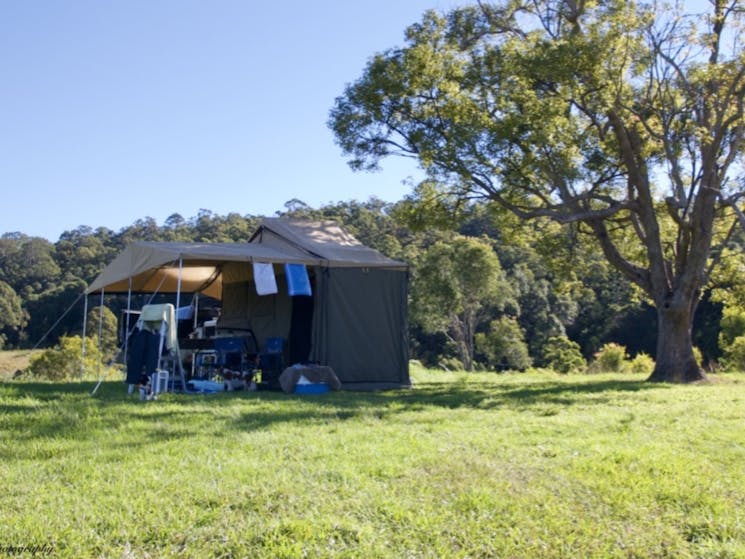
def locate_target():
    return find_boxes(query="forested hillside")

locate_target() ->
[0,198,738,371]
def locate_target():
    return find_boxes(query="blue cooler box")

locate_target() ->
[294,382,330,394]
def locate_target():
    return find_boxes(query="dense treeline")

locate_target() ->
[0,198,732,371]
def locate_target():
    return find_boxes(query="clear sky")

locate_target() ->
[1,1,460,242]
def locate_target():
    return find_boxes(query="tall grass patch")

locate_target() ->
[1,371,745,557]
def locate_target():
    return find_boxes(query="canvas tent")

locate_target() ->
[86,219,410,390]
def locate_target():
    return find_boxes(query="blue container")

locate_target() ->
[294,382,330,394]
[284,263,312,296]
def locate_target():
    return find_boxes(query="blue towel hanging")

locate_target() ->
[284,263,312,296]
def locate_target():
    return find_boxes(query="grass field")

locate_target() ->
[1,366,744,558]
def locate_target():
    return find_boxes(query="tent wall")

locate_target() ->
[219,262,294,348]
[311,267,410,388]
[245,277,293,349]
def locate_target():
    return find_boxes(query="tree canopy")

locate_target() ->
[411,234,516,370]
[330,0,745,382]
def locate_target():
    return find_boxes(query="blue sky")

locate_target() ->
[1,1,458,241]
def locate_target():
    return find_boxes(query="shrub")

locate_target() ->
[721,336,745,372]
[27,335,106,380]
[718,307,745,352]
[541,336,586,374]
[475,316,532,371]
[589,343,628,373]
[86,305,120,358]
[629,352,655,375]
[439,357,464,372]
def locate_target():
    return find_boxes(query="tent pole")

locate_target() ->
[90,288,113,396]
[80,293,89,379]
[191,293,199,378]
[175,258,186,390]
[193,293,199,330]
[176,257,183,314]
[97,289,105,380]
[124,278,132,389]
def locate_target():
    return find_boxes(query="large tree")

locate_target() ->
[330,0,745,382]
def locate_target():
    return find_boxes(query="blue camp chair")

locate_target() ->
[213,337,247,371]
[214,335,259,371]
[192,333,259,381]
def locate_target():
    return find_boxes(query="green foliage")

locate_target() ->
[0,195,734,379]
[23,279,87,348]
[330,0,745,382]
[718,306,745,354]
[0,234,60,297]
[27,336,105,380]
[395,180,470,232]
[721,336,745,372]
[475,316,532,371]
[629,352,655,376]
[587,345,658,375]
[510,262,568,358]
[54,226,116,284]
[709,241,745,309]
[0,280,27,349]
[86,305,119,359]
[589,343,629,373]
[438,356,465,372]
[541,336,586,374]
[411,234,515,370]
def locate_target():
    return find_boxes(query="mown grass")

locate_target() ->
[1,366,745,558]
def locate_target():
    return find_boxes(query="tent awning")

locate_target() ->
[85,241,324,298]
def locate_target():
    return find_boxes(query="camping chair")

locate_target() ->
[214,335,260,390]
[138,303,186,393]
[193,350,220,380]
[259,337,285,389]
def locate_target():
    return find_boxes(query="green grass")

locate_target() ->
[1,366,745,558]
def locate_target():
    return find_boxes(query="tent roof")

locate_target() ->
[86,221,408,296]
[250,218,408,269]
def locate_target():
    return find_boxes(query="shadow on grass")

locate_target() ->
[408,377,666,409]
[0,376,670,448]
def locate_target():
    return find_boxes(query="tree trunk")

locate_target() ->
[647,301,706,383]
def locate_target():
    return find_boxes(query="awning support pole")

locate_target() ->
[124,277,132,373]
[97,289,105,380]
[191,293,199,377]
[80,293,89,379]
[176,257,183,314]
[175,258,186,390]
